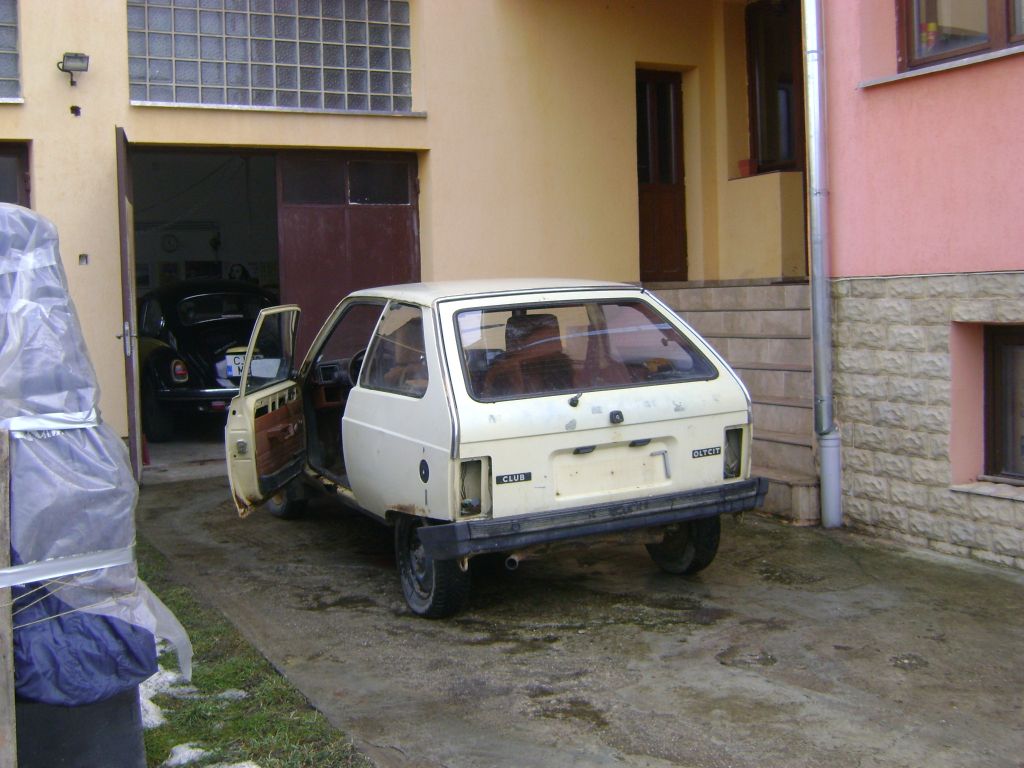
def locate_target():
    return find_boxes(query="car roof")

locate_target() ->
[347,278,642,306]
[142,279,277,304]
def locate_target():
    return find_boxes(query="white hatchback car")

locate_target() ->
[226,280,767,617]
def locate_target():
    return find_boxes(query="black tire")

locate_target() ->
[265,485,308,520]
[141,380,175,443]
[646,516,721,575]
[394,515,470,618]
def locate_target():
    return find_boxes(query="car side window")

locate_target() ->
[362,303,428,398]
[313,301,386,383]
[243,310,296,396]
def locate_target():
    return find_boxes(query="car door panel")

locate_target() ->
[252,384,304,492]
[343,303,455,520]
[225,305,304,516]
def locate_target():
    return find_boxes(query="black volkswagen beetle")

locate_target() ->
[138,279,277,442]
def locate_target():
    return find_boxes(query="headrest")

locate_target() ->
[505,314,561,356]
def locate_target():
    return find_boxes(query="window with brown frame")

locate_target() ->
[0,143,28,206]
[745,0,804,173]
[985,325,1024,484]
[897,0,1024,71]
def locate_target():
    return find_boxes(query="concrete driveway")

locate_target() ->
[138,475,1024,768]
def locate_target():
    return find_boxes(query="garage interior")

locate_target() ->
[133,151,280,297]
[132,150,278,478]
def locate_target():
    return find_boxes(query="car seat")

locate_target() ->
[480,313,574,397]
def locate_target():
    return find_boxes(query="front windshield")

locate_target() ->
[177,292,273,326]
[456,299,718,401]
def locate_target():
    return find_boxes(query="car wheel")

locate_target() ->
[264,485,308,520]
[394,514,470,618]
[646,516,721,575]
[141,379,175,443]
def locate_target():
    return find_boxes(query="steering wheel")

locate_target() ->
[348,348,367,385]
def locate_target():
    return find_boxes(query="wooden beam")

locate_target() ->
[0,430,16,768]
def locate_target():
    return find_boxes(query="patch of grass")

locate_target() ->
[137,538,373,768]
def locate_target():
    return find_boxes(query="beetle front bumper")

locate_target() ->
[417,476,769,560]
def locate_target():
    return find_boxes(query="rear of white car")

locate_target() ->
[417,286,767,562]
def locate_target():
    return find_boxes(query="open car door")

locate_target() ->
[225,306,305,517]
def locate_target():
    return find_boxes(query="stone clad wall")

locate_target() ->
[832,272,1024,570]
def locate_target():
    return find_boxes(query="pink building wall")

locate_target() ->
[826,1,1024,279]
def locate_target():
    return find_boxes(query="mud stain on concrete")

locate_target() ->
[890,652,929,671]
[536,697,610,730]
[716,645,779,667]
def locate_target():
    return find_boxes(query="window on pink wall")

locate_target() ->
[985,325,1024,484]
[897,0,1024,71]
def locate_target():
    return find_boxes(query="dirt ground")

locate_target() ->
[137,474,1024,768]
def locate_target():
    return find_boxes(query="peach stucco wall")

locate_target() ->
[3,0,756,437]
[826,1,1024,278]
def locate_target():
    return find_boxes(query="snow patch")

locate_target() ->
[161,743,210,766]
[141,665,199,729]
[141,694,166,729]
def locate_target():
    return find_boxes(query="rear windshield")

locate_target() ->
[456,299,718,401]
[177,292,273,326]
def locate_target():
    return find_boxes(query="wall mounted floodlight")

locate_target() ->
[56,52,89,86]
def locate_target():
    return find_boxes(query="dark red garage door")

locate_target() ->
[277,151,420,355]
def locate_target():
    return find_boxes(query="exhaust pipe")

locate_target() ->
[504,546,552,570]
[504,550,540,570]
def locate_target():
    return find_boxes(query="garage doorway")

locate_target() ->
[128,147,420,460]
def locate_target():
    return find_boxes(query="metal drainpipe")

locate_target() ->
[801,0,842,528]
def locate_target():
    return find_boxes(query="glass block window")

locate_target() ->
[0,0,19,99]
[127,0,412,113]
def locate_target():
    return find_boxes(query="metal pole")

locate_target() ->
[801,0,843,528]
[0,430,17,767]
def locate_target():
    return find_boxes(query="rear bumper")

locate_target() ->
[417,476,769,560]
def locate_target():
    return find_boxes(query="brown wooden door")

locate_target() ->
[115,127,143,482]
[637,70,686,282]
[277,152,420,355]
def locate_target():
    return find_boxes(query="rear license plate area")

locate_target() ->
[553,440,671,500]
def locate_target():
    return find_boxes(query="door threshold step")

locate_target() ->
[730,360,812,373]
[701,332,810,341]
[754,429,814,447]
[753,465,819,487]
[751,395,812,409]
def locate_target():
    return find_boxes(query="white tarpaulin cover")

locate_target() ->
[0,203,191,705]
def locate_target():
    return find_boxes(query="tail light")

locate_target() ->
[723,427,743,479]
[171,359,189,383]
[459,458,492,518]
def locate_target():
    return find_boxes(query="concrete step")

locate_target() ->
[679,307,812,338]
[652,282,810,312]
[733,363,813,401]
[754,465,820,525]
[752,397,813,435]
[752,428,817,475]
[705,334,813,368]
